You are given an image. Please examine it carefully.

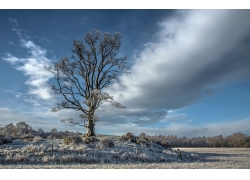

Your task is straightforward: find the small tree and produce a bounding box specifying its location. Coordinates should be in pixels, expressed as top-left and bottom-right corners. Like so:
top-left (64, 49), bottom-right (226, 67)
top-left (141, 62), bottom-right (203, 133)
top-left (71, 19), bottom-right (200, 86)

top-left (45, 30), bottom-right (129, 137)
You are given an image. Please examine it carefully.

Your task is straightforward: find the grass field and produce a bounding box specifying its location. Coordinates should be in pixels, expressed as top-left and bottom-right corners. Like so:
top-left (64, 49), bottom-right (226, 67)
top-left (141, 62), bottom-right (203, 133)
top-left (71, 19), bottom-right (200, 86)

top-left (1, 137), bottom-right (249, 169)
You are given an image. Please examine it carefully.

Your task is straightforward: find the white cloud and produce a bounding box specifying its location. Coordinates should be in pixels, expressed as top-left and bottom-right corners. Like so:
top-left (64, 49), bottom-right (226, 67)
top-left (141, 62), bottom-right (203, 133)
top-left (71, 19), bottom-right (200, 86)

top-left (8, 41), bottom-right (15, 45)
top-left (8, 17), bottom-right (18, 26)
top-left (3, 39), bottom-right (54, 102)
top-left (4, 90), bottom-right (22, 98)
top-left (3, 53), bottom-right (21, 64)
top-left (102, 10), bottom-right (250, 118)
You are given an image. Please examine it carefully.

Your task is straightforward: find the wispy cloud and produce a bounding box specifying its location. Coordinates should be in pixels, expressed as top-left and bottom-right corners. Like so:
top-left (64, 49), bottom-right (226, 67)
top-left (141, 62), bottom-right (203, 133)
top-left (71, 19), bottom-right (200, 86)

top-left (3, 38), bottom-right (54, 104)
top-left (4, 90), bottom-right (22, 98)
top-left (35, 35), bottom-right (51, 43)
top-left (8, 41), bottom-right (15, 45)
top-left (8, 17), bottom-right (18, 26)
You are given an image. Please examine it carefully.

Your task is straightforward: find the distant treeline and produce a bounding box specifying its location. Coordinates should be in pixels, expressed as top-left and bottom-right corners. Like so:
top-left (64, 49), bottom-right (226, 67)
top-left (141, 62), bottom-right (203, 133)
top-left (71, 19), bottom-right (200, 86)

top-left (138, 133), bottom-right (250, 148)
top-left (0, 122), bottom-right (249, 148)
top-left (0, 122), bottom-right (82, 139)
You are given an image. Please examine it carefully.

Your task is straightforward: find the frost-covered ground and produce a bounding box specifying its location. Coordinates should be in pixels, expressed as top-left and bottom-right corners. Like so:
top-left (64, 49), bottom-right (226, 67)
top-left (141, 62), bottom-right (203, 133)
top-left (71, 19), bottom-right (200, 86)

top-left (0, 137), bottom-right (249, 169)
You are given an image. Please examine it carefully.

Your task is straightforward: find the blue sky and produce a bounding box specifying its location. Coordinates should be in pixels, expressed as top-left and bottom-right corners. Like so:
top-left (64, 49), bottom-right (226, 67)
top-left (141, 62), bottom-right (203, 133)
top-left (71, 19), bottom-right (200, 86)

top-left (1, 9), bottom-right (250, 137)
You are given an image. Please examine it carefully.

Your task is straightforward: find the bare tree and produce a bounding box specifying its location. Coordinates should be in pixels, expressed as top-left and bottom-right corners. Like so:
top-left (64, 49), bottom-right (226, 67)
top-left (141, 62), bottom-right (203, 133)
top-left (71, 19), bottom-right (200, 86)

top-left (44, 30), bottom-right (129, 137)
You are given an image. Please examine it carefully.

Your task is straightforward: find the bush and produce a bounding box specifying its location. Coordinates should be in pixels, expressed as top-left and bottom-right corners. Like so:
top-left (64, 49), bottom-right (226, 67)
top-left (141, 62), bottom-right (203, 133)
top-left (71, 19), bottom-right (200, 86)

top-left (100, 138), bottom-right (115, 148)
top-left (84, 136), bottom-right (99, 144)
top-left (0, 135), bottom-right (4, 143)
top-left (32, 136), bottom-right (43, 143)
top-left (160, 141), bottom-right (170, 148)
top-left (136, 139), bottom-right (149, 146)
top-left (63, 136), bottom-right (83, 145)
top-left (47, 135), bottom-right (55, 140)
top-left (22, 134), bottom-right (34, 141)
top-left (5, 137), bottom-right (12, 144)
top-left (121, 132), bottom-right (137, 143)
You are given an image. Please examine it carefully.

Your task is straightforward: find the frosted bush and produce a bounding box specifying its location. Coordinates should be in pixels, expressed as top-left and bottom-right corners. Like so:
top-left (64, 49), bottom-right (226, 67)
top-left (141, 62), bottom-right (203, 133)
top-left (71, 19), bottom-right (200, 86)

top-left (95, 142), bottom-right (104, 149)
top-left (121, 152), bottom-right (137, 161)
top-left (84, 136), bottom-right (99, 144)
top-left (139, 153), bottom-right (152, 162)
top-left (32, 136), bottom-right (43, 143)
top-left (121, 132), bottom-right (137, 143)
top-left (63, 136), bottom-right (83, 145)
top-left (42, 155), bottom-right (55, 163)
top-left (5, 153), bottom-right (29, 163)
top-left (22, 134), bottom-right (34, 142)
top-left (100, 138), bottom-right (115, 148)
top-left (75, 144), bottom-right (88, 152)
top-left (21, 144), bottom-right (41, 153)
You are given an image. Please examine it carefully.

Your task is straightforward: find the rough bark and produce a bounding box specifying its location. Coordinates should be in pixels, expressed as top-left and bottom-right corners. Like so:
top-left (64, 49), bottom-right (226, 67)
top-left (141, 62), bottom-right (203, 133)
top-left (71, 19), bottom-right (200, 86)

top-left (85, 112), bottom-right (95, 137)
top-left (85, 119), bottom-right (95, 137)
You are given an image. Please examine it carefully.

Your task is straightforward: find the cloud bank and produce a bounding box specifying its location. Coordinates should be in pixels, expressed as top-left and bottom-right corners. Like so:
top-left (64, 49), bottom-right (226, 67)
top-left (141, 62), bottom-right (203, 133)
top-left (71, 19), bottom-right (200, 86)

top-left (99, 10), bottom-right (250, 125)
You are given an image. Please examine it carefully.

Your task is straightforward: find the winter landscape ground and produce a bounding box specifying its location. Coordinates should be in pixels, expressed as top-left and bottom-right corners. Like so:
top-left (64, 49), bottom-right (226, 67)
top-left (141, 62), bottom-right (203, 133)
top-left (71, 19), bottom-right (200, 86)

top-left (0, 135), bottom-right (249, 169)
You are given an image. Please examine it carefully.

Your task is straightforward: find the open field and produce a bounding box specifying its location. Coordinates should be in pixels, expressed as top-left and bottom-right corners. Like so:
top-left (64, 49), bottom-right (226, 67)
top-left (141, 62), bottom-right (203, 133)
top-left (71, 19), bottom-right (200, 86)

top-left (1, 136), bottom-right (249, 169)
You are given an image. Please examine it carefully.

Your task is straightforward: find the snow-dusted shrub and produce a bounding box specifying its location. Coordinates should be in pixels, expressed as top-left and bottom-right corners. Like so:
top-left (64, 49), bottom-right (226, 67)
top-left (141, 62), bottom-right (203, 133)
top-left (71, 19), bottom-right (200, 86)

top-left (5, 137), bottom-right (12, 144)
top-left (75, 144), bottom-right (88, 152)
top-left (32, 136), bottom-right (43, 143)
top-left (121, 151), bottom-right (138, 162)
top-left (47, 135), bottom-right (55, 140)
top-left (136, 139), bottom-right (149, 146)
top-left (138, 153), bottom-right (152, 162)
top-left (73, 136), bottom-right (83, 144)
top-left (100, 138), bottom-right (115, 148)
top-left (42, 155), bottom-right (55, 163)
top-left (22, 134), bottom-right (34, 141)
top-left (0, 135), bottom-right (12, 144)
top-left (5, 153), bottom-right (29, 163)
top-left (84, 136), bottom-right (99, 144)
top-left (21, 144), bottom-right (43, 153)
top-left (63, 136), bottom-right (83, 145)
top-left (159, 141), bottom-right (170, 148)
top-left (0, 135), bottom-right (4, 142)
top-left (95, 142), bottom-right (104, 149)
top-left (121, 132), bottom-right (137, 143)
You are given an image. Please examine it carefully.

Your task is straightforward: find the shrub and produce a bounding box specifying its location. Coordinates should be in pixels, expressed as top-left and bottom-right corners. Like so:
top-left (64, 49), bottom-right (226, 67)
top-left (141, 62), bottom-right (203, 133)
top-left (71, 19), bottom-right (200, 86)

top-left (63, 136), bottom-right (83, 145)
top-left (5, 137), bottom-right (12, 144)
top-left (21, 144), bottom-right (40, 153)
top-left (47, 135), bottom-right (55, 140)
top-left (160, 141), bottom-right (170, 148)
top-left (5, 153), bottom-right (29, 163)
top-left (84, 136), bottom-right (99, 144)
top-left (32, 136), bottom-right (43, 143)
top-left (95, 142), bottom-right (104, 149)
top-left (42, 155), bottom-right (55, 163)
top-left (136, 139), bottom-right (149, 146)
top-left (121, 132), bottom-right (137, 143)
top-left (100, 138), bottom-right (115, 148)
top-left (22, 134), bottom-right (34, 141)
top-left (0, 135), bottom-right (4, 143)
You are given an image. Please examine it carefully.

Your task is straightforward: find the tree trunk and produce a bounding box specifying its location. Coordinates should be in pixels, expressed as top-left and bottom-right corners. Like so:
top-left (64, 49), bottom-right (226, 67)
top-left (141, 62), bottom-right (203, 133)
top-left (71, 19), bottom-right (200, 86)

top-left (85, 113), bottom-right (95, 137)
